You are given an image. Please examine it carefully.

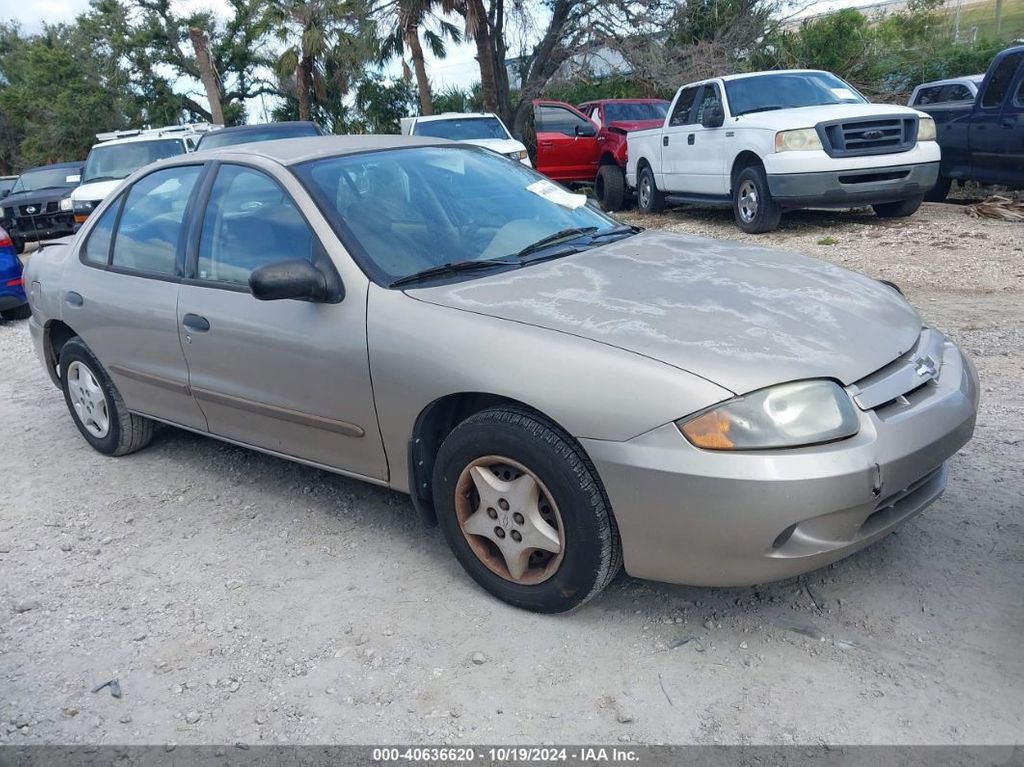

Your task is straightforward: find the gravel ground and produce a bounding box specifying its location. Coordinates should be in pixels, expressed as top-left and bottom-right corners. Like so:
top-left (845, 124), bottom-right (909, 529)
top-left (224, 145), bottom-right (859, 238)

top-left (1, 201), bottom-right (1022, 746)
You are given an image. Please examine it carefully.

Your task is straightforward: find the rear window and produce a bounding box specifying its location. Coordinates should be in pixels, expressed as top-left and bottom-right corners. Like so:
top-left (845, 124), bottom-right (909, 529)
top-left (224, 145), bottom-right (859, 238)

top-left (197, 124), bottom-right (320, 150)
top-left (603, 102), bottom-right (669, 122)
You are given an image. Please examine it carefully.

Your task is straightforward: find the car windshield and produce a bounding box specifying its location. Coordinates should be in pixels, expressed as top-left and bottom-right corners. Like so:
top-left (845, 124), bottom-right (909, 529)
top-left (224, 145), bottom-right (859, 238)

top-left (82, 139), bottom-right (186, 183)
top-left (10, 167), bottom-right (80, 194)
top-left (725, 72), bottom-right (866, 116)
top-left (198, 124), bottom-right (320, 150)
top-left (603, 102), bottom-right (669, 122)
top-left (412, 117), bottom-right (510, 141)
top-left (296, 146), bottom-right (627, 286)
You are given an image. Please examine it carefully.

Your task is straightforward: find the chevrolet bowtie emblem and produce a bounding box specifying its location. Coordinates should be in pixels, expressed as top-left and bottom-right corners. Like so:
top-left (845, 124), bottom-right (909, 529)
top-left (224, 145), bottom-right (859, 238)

top-left (915, 356), bottom-right (938, 379)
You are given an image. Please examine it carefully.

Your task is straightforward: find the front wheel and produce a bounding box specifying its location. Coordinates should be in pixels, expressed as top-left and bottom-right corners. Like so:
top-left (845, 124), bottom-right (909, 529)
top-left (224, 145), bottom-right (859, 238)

top-left (733, 165), bottom-right (781, 233)
top-left (636, 166), bottom-right (665, 214)
top-left (1, 303), bottom-right (31, 321)
top-left (873, 196), bottom-right (924, 218)
top-left (432, 407), bottom-right (621, 613)
top-left (59, 337), bottom-right (154, 456)
top-left (924, 176), bottom-right (952, 203)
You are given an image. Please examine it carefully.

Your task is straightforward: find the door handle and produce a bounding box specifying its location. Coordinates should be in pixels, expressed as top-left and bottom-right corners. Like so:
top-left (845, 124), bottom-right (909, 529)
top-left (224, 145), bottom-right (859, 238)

top-left (687, 134), bottom-right (695, 145)
top-left (662, 136), bottom-right (669, 147)
top-left (182, 313), bottom-right (210, 332)
top-left (1000, 117), bottom-right (1015, 128)
top-left (540, 141), bottom-right (553, 147)
top-left (64, 291), bottom-right (83, 307)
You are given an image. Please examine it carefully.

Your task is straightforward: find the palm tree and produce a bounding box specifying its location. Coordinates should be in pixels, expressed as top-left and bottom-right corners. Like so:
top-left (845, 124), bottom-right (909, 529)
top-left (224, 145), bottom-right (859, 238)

top-left (265, 0), bottom-right (371, 122)
top-left (376, 0), bottom-right (462, 116)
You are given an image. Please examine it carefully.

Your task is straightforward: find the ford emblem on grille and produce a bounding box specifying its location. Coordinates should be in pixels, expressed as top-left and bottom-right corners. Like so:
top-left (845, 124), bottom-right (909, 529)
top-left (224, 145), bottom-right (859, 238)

top-left (862, 130), bottom-right (884, 140)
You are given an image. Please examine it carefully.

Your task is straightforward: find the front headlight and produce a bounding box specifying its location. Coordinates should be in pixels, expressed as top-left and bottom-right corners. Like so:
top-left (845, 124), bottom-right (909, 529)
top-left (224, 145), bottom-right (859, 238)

top-left (59, 197), bottom-right (73, 212)
top-left (918, 116), bottom-right (936, 142)
top-left (774, 128), bottom-right (823, 153)
top-left (507, 150), bottom-right (528, 161)
top-left (677, 380), bottom-right (859, 450)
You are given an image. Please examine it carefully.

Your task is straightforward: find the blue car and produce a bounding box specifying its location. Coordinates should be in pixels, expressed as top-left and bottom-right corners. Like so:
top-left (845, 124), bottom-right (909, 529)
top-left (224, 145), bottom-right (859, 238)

top-left (0, 225), bottom-right (29, 320)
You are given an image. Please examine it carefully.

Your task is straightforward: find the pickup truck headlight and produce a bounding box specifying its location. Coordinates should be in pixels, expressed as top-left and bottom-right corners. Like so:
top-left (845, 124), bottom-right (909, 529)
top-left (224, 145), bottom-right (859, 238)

top-left (677, 380), bottom-right (859, 450)
top-left (73, 199), bottom-right (97, 223)
top-left (507, 150), bottom-right (528, 161)
top-left (918, 116), bottom-right (936, 142)
top-left (59, 197), bottom-right (73, 212)
top-left (774, 128), bottom-right (823, 153)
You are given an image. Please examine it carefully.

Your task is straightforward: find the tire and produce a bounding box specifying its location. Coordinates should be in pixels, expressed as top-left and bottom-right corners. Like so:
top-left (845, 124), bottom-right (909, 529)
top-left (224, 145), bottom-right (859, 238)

top-left (0, 303), bottom-right (31, 321)
top-left (595, 165), bottom-right (626, 212)
top-left (58, 337), bottom-right (154, 456)
top-left (636, 165), bottom-right (665, 214)
top-left (924, 175), bottom-right (951, 203)
top-left (873, 195), bottom-right (924, 219)
top-left (733, 165), bottom-right (781, 233)
top-left (12, 236), bottom-right (25, 255)
top-left (432, 407), bottom-right (622, 613)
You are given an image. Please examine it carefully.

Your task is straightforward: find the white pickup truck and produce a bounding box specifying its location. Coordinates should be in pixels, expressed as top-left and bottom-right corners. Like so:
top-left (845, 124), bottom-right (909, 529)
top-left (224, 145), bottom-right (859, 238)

top-left (625, 70), bottom-right (941, 232)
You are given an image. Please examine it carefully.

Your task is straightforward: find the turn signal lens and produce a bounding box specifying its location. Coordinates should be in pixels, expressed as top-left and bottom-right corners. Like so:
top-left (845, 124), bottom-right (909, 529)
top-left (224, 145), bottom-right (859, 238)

top-left (680, 411), bottom-right (735, 449)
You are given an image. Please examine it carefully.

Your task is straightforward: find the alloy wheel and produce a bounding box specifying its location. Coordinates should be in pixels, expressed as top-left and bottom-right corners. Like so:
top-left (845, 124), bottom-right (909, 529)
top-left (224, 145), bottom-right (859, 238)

top-left (738, 179), bottom-right (758, 223)
top-left (67, 360), bottom-right (110, 438)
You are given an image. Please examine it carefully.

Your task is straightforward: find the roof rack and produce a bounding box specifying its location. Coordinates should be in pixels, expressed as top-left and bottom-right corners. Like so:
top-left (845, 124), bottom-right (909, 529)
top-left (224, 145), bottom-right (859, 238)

top-left (95, 122), bottom-right (217, 143)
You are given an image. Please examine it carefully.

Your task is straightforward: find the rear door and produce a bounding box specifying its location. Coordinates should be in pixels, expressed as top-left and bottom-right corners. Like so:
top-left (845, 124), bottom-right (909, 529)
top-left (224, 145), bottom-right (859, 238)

top-left (63, 164), bottom-right (207, 430)
top-left (176, 161), bottom-right (386, 479)
top-left (970, 52), bottom-right (1024, 184)
top-left (534, 103), bottom-right (600, 182)
top-left (659, 85), bottom-right (701, 192)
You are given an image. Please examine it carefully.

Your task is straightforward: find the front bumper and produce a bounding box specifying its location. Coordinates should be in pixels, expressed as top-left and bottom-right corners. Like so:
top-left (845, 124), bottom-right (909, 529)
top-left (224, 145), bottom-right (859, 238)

top-left (767, 162), bottom-right (939, 208)
top-left (581, 339), bottom-right (979, 587)
top-left (4, 212), bottom-right (76, 241)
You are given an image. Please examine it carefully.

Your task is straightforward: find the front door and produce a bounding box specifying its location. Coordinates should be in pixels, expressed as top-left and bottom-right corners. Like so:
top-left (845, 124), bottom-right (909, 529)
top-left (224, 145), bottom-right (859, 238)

top-left (64, 165), bottom-right (207, 430)
top-left (970, 51), bottom-right (1024, 184)
top-left (534, 103), bottom-right (600, 182)
top-left (176, 163), bottom-right (386, 480)
top-left (687, 83), bottom-right (730, 196)
top-left (660, 85), bottom-right (701, 193)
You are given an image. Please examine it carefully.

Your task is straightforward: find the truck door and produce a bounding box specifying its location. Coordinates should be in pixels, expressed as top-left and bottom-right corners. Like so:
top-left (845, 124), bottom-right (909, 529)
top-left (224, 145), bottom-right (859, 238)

top-left (686, 83), bottom-right (731, 196)
top-left (533, 103), bottom-right (600, 183)
top-left (970, 51), bottom-right (1024, 185)
top-left (659, 85), bottom-right (701, 193)
top-left (1002, 66), bottom-right (1024, 182)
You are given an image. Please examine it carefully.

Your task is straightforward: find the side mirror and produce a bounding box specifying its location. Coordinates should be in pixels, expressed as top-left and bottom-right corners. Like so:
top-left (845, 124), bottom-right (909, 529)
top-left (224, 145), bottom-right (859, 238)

top-left (575, 122), bottom-right (597, 138)
top-left (249, 259), bottom-right (343, 303)
top-left (701, 100), bottom-right (725, 129)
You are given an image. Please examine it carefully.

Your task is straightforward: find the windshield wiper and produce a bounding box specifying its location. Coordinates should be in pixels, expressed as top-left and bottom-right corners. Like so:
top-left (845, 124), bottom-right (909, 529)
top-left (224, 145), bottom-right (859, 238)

top-left (512, 227), bottom-right (599, 261)
top-left (591, 223), bottom-right (643, 239)
top-left (739, 105), bottom-right (786, 115)
top-left (82, 175), bottom-right (123, 184)
top-left (389, 258), bottom-right (515, 288)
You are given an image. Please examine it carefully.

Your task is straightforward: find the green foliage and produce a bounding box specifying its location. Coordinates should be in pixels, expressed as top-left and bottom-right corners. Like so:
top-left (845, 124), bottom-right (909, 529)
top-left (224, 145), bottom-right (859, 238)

top-left (353, 73), bottom-right (417, 133)
top-left (543, 74), bottom-right (668, 104)
top-left (431, 83), bottom-right (486, 113)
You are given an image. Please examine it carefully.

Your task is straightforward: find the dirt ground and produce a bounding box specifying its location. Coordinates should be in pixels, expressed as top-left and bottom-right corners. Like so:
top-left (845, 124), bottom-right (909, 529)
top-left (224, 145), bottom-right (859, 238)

top-left (0, 201), bottom-right (1021, 746)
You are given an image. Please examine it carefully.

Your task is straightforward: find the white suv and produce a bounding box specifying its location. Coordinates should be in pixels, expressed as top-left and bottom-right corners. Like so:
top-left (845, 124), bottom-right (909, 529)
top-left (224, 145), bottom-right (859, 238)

top-left (626, 70), bottom-right (940, 232)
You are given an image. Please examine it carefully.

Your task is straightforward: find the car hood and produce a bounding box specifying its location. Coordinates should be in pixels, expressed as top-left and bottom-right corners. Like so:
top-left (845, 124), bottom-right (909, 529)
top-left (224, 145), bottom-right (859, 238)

top-left (410, 231), bottom-right (923, 394)
top-left (71, 179), bottom-right (122, 203)
top-left (735, 102), bottom-right (928, 130)
top-left (3, 189), bottom-right (73, 208)
top-left (606, 119), bottom-right (664, 132)
top-left (462, 138), bottom-right (528, 155)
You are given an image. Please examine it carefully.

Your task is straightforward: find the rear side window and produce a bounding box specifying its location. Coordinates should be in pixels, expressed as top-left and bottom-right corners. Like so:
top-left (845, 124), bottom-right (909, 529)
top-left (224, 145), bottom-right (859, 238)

top-left (942, 83), bottom-right (973, 102)
top-left (111, 165), bottom-right (202, 276)
top-left (669, 87), bottom-right (699, 126)
top-left (981, 53), bottom-right (1024, 108)
top-left (197, 165), bottom-right (315, 286)
top-left (913, 85), bottom-right (941, 105)
top-left (81, 197), bottom-right (122, 265)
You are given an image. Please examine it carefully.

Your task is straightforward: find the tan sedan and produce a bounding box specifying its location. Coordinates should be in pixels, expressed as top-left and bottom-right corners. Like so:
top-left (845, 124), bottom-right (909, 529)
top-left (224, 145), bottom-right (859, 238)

top-left (24, 136), bottom-right (979, 612)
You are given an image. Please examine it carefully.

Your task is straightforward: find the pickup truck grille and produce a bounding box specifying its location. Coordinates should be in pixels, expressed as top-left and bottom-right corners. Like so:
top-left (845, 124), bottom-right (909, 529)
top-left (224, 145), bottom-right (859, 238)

top-left (16, 201), bottom-right (60, 215)
top-left (817, 116), bottom-right (917, 158)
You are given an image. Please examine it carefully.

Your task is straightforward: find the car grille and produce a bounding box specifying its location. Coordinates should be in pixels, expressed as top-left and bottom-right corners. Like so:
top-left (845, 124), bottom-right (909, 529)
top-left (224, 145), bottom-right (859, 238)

top-left (817, 116), bottom-right (917, 158)
top-left (17, 201), bottom-right (60, 215)
top-left (848, 328), bottom-right (945, 415)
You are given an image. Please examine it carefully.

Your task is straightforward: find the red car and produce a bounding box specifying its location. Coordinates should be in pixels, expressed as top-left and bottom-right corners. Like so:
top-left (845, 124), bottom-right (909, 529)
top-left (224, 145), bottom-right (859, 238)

top-left (531, 99), bottom-right (670, 210)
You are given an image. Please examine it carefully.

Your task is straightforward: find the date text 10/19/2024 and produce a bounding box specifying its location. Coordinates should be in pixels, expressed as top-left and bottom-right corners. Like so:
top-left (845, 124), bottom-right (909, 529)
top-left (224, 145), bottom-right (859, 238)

top-left (372, 747), bottom-right (641, 762)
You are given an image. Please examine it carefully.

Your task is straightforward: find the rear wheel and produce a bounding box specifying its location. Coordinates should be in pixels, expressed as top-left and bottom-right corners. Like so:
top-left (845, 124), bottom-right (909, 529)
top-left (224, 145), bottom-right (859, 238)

top-left (59, 337), bottom-right (154, 456)
top-left (924, 176), bottom-right (951, 203)
top-left (12, 236), bottom-right (25, 255)
top-left (595, 165), bottom-right (626, 211)
top-left (636, 165), bottom-right (665, 214)
top-left (432, 407), bottom-right (621, 613)
top-left (873, 195), bottom-right (924, 218)
top-left (1, 303), bottom-right (30, 321)
top-left (733, 165), bottom-right (781, 233)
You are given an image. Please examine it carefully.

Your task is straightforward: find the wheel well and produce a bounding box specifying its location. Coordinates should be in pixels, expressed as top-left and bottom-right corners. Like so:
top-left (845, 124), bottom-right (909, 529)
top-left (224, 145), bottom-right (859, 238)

top-left (42, 320), bottom-right (77, 387)
top-left (407, 393), bottom-right (553, 525)
top-left (730, 152), bottom-right (764, 192)
top-left (599, 152), bottom-right (618, 166)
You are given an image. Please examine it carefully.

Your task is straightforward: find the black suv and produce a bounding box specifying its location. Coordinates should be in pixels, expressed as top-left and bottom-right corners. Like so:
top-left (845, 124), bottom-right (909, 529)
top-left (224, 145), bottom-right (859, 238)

top-left (0, 162), bottom-right (82, 253)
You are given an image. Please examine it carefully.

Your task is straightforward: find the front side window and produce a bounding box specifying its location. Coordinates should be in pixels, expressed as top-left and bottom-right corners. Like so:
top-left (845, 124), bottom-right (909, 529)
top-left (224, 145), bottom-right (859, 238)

top-left (981, 53), bottom-right (1023, 108)
top-left (83, 139), bottom-right (187, 184)
top-left (110, 165), bottom-right (202, 276)
top-left (412, 117), bottom-right (511, 141)
top-left (913, 86), bottom-right (941, 106)
top-left (537, 106), bottom-right (591, 136)
top-left (669, 87), bottom-right (700, 126)
top-left (725, 72), bottom-right (865, 116)
top-left (296, 146), bottom-right (629, 286)
top-left (81, 196), bottom-right (122, 265)
top-left (695, 84), bottom-right (723, 124)
top-left (197, 165), bottom-right (314, 286)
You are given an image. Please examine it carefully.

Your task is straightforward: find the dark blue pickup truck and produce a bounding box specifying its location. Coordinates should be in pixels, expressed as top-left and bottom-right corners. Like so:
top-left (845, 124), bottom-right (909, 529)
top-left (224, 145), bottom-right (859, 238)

top-left (917, 45), bottom-right (1024, 201)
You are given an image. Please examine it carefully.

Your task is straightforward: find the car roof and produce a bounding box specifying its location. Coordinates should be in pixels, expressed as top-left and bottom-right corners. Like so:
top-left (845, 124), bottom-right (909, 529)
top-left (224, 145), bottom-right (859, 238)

top-left (167, 134), bottom-right (451, 167)
top-left (413, 112), bottom-right (499, 122)
top-left (915, 75), bottom-right (985, 88)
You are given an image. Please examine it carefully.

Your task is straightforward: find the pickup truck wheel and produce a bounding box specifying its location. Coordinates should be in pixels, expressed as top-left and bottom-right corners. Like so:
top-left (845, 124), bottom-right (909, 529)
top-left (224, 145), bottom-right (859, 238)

top-left (595, 166), bottom-right (626, 212)
top-left (924, 176), bottom-right (951, 203)
top-left (733, 166), bottom-right (781, 233)
top-left (637, 166), bottom-right (665, 214)
top-left (872, 195), bottom-right (924, 218)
